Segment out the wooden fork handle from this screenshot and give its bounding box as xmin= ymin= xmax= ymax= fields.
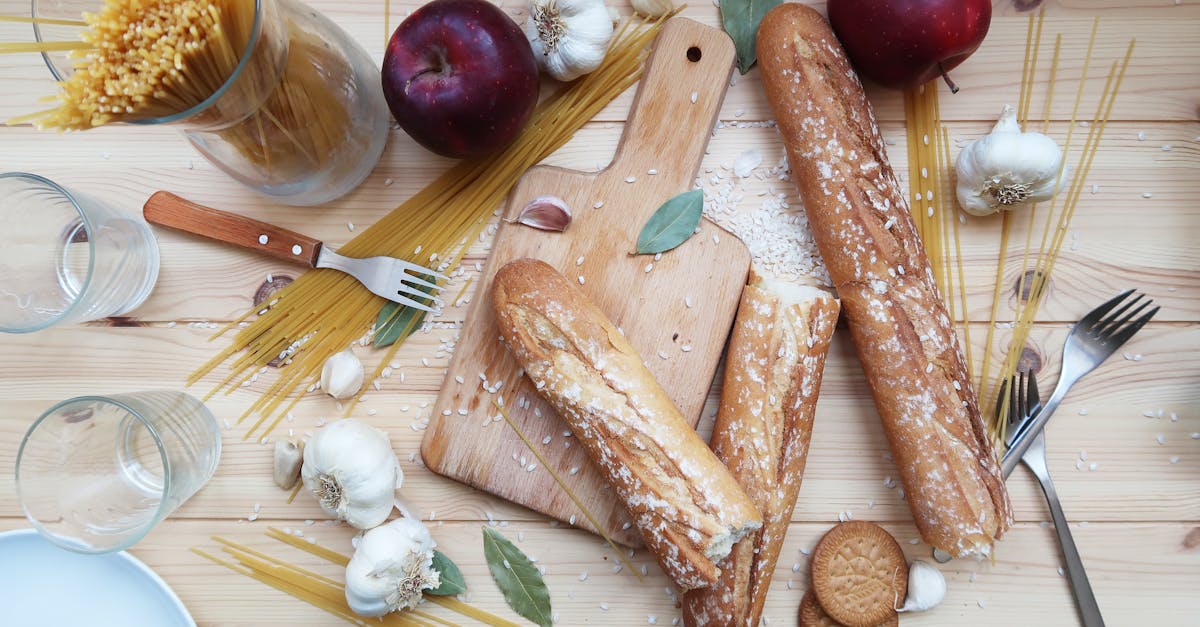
xmin=143 ymin=191 xmax=323 ymax=267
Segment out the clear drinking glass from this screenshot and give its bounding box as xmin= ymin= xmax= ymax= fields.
xmin=15 ymin=391 xmax=222 ymax=554
xmin=31 ymin=0 xmax=390 ymax=205
xmin=0 ymin=172 xmax=160 ymax=333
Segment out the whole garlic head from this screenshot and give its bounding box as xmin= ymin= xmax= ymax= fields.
xmin=524 ymin=0 xmax=613 ymax=81
xmin=321 ymin=349 xmax=364 ymax=400
xmin=897 ymin=560 xmax=947 ymax=612
xmin=955 ymin=104 xmax=1066 ymax=216
xmin=301 ymin=419 xmax=403 ymax=529
xmin=345 ymin=517 xmax=440 ymax=617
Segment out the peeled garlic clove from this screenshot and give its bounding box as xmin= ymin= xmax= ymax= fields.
xmin=273 ymin=438 xmax=304 ymax=490
xmin=897 ymin=560 xmax=947 ymax=612
xmin=631 ymin=0 xmax=674 ymax=18
xmin=509 ymin=195 xmax=572 ymax=231
xmin=321 ymin=349 xmax=364 ymax=400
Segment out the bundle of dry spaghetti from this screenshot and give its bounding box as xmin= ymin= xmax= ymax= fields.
xmin=16 ymin=0 xmax=349 ymax=182
xmin=190 ymin=14 xmax=677 ymax=439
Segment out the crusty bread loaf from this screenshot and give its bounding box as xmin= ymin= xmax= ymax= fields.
xmin=683 ymin=270 xmax=840 ymax=626
xmin=491 ymin=258 xmax=763 ymax=590
xmin=756 ymin=3 xmax=1012 ymax=557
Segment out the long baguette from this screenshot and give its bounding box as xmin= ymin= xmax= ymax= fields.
xmin=683 ymin=271 xmax=840 ymax=626
xmin=756 ymin=3 xmax=1012 ymax=557
xmin=491 ymin=258 xmax=764 ymax=590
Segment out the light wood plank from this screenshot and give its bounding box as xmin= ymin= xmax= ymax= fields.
xmin=0 ymin=121 xmax=1194 ymax=322
xmin=4 ymin=8 xmax=1200 ymax=122
xmin=0 ymin=517 xmax=1195 ymax=626
xmin=2 ymin=323 xmax=1195 ymax=524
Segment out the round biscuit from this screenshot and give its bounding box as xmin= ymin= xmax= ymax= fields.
xmin=799 ymin=589 xmax=900 ymax=627
xmin=810 ymin=521 xmax=908 ymax=627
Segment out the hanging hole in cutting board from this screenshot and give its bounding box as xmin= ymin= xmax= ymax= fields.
xmin=686 ymin=46 xmax=702 ymax=62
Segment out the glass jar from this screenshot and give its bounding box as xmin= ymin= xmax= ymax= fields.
xmin=33 ymin=0 xmax=390 ymax=206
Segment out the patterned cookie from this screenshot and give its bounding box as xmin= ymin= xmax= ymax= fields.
xmin=798 ymin=589 xmax=900 ymax=627
xmin=810 ymin=521 xmax=908 ymax=627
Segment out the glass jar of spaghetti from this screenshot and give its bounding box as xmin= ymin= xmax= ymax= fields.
xmin=31 ymin=0 xmax=390 ymax=205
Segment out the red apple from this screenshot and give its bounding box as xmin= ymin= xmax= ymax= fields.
xmin=383 ymin=0 xmax=539 ymax=158
xmin=827 ymin=0 xmax=991 ymax=93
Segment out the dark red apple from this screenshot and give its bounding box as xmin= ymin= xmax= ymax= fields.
xmin=382 ymin=0 xmax=539 ymax=158
xmin=827 ymin=0 xmax=991 ymax=93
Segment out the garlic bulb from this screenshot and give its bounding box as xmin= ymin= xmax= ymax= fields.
xmin=524 ymin=0 xmax=613 ymax=82
xmin=321 ymin=349 xmax=364 ymax=400
xmin=631 ymin=0 xmax=673 ymax=18
xmin=896 ymin=560 xmax=947 ymax=612
xmin=301 ymin=419 xmax=403 ymax=529
xmin=345 ymin=517 xmax=440 ymax=616
xmin=955 ymin=105 xmax=1066 ymax=216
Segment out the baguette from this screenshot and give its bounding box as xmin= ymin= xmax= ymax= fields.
xmin=756 ymin=3 xmax=1012 ymax=557
xmin=491 ymin=258 xmax=763 ymax=590
xmin=683 ymin=270 xmax=840 ymax=626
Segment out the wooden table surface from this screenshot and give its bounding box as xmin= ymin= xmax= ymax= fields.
xmin=1 ymin=1 xmax=1197 ymax=625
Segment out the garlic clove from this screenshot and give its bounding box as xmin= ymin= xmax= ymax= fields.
xmin=896 ymin=560 xmax=947 ymax=612
xmin=321 ymin=349 xmax=364 ymax=400
xmin=272 ymin=438 xmax=304 ymax=490
xmin=631 ymin=0 xmax=674 ymax=18
xmin=345 ymin=517 xmax=440 ymax=616
xmin=508 ymin=195 xmax=572 ymax=231
xmin=301 ymin=419 xmax=403 ymax=529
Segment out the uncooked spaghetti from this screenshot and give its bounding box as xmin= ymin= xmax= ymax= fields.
xmin=189 ymin=14 xmax=677 ymax=440
xmin=14 ymin=0 xmax=355 ymax=187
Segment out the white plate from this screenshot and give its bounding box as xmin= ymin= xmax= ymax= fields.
xmin=0 ymin=528 xmax=195 ymax=627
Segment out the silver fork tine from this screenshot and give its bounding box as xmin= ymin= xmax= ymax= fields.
xmin=400 ymin=273 xmax=443 ymax=291
xmin=1105 ymin=305 xmax=1160 ymax=348
xmin=1091 ymin=293 xmax=1147 ymax=338
xmin=1079 ymin=289 xmax=1135 ymax=332
xmin=389 ymin=290 xmax=438 ymax=313
xmin=394 ymin=281 xmax=436 ymax=299
xmin=398 ymin=259 xmax=451 ymax=282
xmin=1095 ymin=297 xmax=1151 ymax=341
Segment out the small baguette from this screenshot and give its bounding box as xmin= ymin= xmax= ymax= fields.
xmin=683 ymin=271 xmax=840 ymax=626
xmin=756 ymin=4 xmax=1012 ymax=557
xmin=491 ymin=258 xmax=763 ymax=590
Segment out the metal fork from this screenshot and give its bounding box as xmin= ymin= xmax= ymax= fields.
xmin=143 ymin=191 xmax=447 ymax=312
xmin=1003 ymin=371 xmax=1104 ymax=627
xmin=1002 ymin=289 xmax=1159 ymax=476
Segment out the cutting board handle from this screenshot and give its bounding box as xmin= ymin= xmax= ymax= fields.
xmin=143 ymin=191 xmax=323 ymax=267
xmin=610 ymin=18 xmax=735 ymax=185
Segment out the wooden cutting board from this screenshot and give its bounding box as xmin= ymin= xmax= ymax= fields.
xmin=420 ymin=18 xmax=749 ymax=546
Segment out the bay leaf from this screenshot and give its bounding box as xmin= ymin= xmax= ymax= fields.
xmin=721 ymin=0 xmax=782 ymax=74
xmin=372 ymin=281 xmax=436 ymax=348
xmin=635 ymin=189 xmax=704 ymax=255
xmin=426 ymin=550 xmax=466 ymax=596
xmin=482 ymin=527 xmax=552 ymax=627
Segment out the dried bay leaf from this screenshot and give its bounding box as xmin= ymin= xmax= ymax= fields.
xmin=636 ymin=189 xmax=704 ymax=255
xmin=373 ymin=281 xmax=436 ymax=348
xmin=721 ymin=0 xmax=782 ymax=74
xmin=482 ymin=527 xmax=552 ymax=627
xmin=426 ymin=550 xmax=467 ymax=596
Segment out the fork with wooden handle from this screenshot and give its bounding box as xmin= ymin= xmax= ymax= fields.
xmin=143 ymin=191 xmax=447 ymax=312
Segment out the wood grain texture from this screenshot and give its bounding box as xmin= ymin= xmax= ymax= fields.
xmin=422 ymin=19 xmax=749 ymax=544
xmin=0 ymin=0 xmax=1196 ymax=624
